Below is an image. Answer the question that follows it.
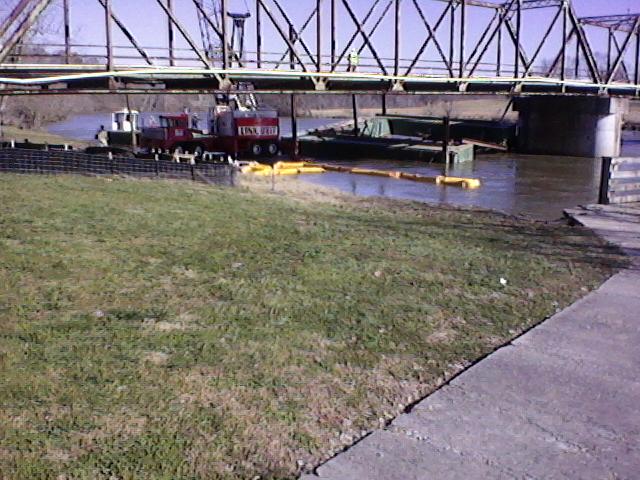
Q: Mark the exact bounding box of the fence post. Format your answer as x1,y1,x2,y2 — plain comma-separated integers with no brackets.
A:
190,164,196,182
109,151,114,174
598,157,612,205
154,154,159,176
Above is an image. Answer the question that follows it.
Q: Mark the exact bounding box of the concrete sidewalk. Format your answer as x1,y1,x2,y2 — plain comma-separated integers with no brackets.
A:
303,204,640,480
565,204,640,263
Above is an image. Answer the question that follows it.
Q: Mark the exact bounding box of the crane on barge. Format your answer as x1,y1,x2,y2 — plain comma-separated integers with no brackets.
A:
138,0,281,159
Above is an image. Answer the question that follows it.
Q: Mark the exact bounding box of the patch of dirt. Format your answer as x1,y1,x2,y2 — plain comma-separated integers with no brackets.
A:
2,238,24,248
0,447,14,460
3,413,28,428
154,321,188,332
100,412,147,437
238,175,351,206
65,411,148,459
44,448,72,463
142,351,169,365
172,265,199,279
426,328,457,344
142,311,197,332
176,352,437,476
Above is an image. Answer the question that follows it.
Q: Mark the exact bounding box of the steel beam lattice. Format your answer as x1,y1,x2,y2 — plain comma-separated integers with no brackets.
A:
0,0,638,96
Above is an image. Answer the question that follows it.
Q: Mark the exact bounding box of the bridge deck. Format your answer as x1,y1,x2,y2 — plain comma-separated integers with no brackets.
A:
1,65,638,96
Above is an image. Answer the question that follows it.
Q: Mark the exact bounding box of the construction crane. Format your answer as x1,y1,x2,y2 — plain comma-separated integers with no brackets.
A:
192,0,276,154
196,0,250,66
195,0,220,61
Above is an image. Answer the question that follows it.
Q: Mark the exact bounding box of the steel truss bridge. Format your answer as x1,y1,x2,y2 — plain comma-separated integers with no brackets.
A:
0,0,639,96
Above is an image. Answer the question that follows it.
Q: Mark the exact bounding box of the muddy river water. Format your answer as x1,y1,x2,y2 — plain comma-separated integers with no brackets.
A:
298,131,640,220
49,115,640,221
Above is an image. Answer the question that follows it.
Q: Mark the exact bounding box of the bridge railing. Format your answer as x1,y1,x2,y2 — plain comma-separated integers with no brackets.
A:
7,44,527,76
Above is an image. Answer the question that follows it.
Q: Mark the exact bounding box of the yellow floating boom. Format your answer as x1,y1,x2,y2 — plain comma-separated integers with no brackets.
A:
239,161,326,176
239,160,481,189
316,163,482,189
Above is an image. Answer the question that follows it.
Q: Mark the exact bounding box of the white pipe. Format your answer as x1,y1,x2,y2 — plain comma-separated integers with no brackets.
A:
0,65,638,91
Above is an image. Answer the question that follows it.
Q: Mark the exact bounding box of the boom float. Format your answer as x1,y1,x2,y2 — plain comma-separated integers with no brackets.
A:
240,162,481,189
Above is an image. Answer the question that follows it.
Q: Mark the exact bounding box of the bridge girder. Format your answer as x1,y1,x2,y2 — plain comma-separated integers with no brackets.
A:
0,0,638,96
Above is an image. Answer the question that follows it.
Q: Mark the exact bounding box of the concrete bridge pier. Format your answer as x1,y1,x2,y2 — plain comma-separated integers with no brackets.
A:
513,96,628,158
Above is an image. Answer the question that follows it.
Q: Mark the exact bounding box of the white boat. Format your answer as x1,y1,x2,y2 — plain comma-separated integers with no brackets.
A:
107,109,141,146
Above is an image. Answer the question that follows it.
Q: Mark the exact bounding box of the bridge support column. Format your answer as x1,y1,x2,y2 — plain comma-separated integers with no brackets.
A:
352,95,359,135
513,96,628,158
290,94,298,160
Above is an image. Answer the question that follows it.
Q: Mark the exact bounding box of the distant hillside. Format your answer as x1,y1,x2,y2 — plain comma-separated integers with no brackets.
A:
1,94,212,129
2,91,637,129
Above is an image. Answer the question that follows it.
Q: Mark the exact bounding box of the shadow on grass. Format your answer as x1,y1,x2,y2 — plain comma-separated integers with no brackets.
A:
308,200,629,272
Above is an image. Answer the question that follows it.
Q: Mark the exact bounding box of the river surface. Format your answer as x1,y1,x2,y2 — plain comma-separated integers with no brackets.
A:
48,114,640,221
302,133,640,220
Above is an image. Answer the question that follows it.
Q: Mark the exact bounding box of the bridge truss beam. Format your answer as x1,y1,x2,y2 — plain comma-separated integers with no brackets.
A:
0,0,638,96
579,13,640,87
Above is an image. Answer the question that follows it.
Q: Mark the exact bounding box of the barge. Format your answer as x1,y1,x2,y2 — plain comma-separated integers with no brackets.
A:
298,115,515,163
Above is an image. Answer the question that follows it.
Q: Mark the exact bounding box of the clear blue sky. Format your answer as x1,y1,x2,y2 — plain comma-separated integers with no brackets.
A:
5,0,640,72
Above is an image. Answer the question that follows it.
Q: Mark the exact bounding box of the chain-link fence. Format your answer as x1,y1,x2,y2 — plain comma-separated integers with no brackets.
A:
0,148,236,186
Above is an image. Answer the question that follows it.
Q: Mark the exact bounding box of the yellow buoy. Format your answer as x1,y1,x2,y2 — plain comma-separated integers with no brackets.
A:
251,168,274,176
462,179,481,189
436,176,481,189
274,161,306,170
297,166,325,174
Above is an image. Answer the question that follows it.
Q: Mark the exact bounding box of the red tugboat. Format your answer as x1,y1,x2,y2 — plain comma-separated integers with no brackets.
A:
140,93,280,158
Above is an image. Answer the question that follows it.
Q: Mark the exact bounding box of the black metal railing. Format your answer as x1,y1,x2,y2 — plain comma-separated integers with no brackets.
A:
0,148,236,186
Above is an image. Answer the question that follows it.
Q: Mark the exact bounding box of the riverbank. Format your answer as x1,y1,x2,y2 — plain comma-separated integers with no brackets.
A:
305,97,516,121
0,125,89,148
0,173,623,479
307,97,640,124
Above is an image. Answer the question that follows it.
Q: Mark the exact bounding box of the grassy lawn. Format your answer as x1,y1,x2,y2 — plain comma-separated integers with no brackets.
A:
0,174,620,479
